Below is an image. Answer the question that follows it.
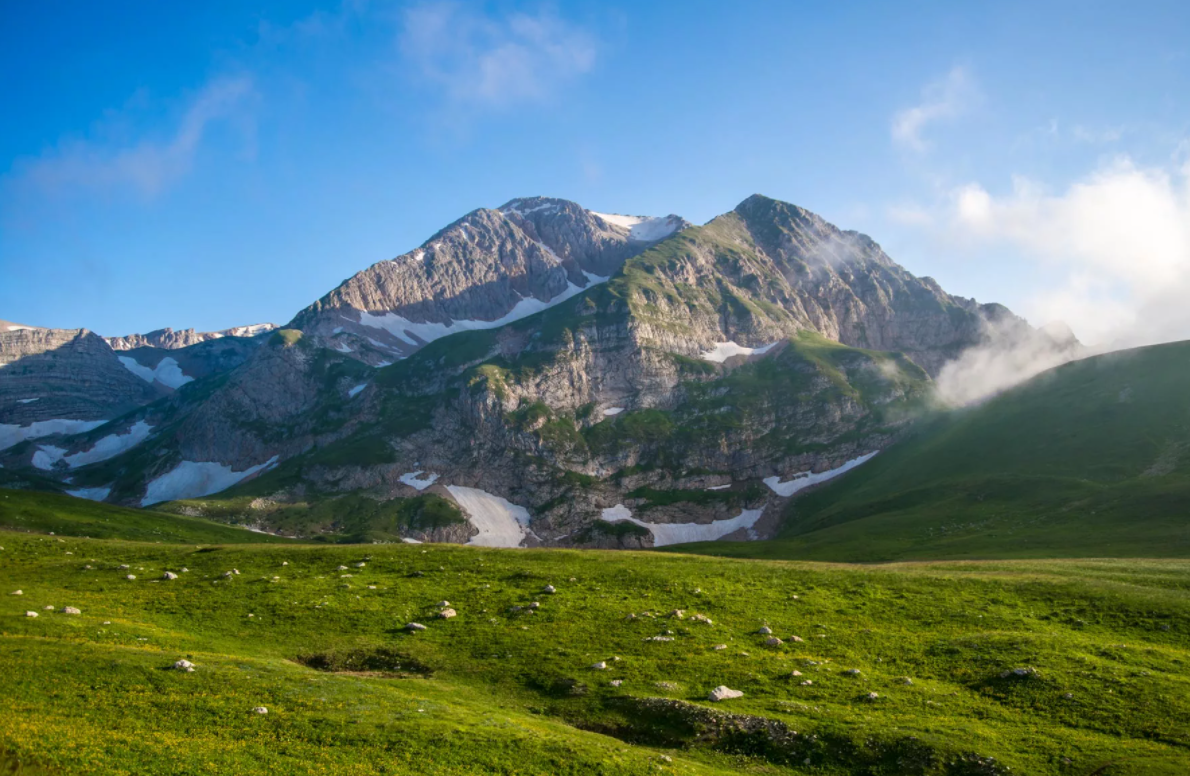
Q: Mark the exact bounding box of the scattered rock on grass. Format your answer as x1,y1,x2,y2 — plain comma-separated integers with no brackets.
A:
788,635,804,642
708,686,743,701
405,622,427,632
252,707,268,715
865,692,880,701
844,668,861,675
61,606,81,615
126,575,136,581
10,590,22,596
758,626,773,635
439,608,457,619
800,680,813,686
25,611,37,618
765,637,783,647
590,661,608,670
163,572,178,581
899,677,914,685
542,585,556,594
1000,667,1040,679
713,644,727,650
174,659,195,672
610,679,623,687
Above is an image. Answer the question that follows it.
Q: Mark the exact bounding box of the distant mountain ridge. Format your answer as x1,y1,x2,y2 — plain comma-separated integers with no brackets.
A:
106,323,277,351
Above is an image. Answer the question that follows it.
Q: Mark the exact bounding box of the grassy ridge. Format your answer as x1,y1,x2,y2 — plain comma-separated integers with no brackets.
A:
684,340,1190,562
1,530,1188,774
0,489,293,544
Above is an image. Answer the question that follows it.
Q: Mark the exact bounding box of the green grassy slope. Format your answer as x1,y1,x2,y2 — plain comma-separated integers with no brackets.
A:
685,340,1190,562
2,530,1189,774
0,489,293,544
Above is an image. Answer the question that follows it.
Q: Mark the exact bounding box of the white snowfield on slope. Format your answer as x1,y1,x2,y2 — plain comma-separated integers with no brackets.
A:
446,485,532,548
762,452,879,497
140,457,279,507
600,504,766,546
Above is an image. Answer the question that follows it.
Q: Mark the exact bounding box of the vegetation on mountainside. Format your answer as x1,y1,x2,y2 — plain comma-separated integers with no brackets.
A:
0,488,291,544
156,493,464,543
682,340,1190,562
1,528,1188,775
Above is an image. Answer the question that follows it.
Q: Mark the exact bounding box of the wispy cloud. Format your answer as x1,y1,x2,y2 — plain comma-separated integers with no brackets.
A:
16,76,255,198
947,156,1190,347
891,67,977,153
398,2,597,110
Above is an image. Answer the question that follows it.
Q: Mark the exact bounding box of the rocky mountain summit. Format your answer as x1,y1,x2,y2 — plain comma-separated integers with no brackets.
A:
290,197,689,364
1,194,1059,549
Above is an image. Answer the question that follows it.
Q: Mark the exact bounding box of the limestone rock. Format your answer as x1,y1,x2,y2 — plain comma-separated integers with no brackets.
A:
708,686,743,701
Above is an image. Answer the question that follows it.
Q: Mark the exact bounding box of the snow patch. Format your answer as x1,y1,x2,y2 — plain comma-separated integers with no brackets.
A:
0,419,107,452
601,504,766,546
446,486,532,548
707,484,731,491
66,486,111,502
602,407,625,416
117,355,194,389
358,272,608,347
141,456,279,507
17,398,38,404
348,383,368,398
399,471,439,490
65,421,154,468
333,341,353,354
698,341,779,363
590,212,680,241
763,452,879,497
401,537,423,544
32,446,66,470
33,421,154,470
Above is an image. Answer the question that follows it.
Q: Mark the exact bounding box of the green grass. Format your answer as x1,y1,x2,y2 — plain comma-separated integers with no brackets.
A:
684,340,1190,562
1,530,1188,774
0,489,292,544
158,493,464,543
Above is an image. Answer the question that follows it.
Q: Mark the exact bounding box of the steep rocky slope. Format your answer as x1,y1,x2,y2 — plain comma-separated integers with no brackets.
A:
5,195,1028,549
290,197,688,363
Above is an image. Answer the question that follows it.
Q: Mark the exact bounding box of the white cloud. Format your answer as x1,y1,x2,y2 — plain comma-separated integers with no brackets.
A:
947,157,1190,348
398,2,596,109
19,76,254,197
891,67,977,152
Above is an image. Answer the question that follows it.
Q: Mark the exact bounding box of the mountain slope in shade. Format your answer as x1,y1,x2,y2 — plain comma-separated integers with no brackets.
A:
105,323,277,351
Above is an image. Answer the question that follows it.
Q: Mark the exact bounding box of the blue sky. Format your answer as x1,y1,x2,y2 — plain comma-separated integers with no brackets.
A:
2,1,1189,345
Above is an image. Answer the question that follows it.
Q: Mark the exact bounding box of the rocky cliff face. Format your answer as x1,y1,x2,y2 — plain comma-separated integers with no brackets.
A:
6,194,1033,550
289,197,688,363
0,327,164,425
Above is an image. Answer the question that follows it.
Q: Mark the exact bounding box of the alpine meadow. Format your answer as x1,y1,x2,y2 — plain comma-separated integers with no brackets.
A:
3,2,1189,774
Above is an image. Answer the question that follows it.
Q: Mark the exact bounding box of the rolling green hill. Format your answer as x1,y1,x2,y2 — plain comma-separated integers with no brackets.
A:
2,529,1188,774
685,340,1190,562
0,488,293,544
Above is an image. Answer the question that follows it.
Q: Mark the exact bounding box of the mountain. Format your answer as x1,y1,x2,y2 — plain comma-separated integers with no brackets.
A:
290,197,689,364
0,322,274,455
685,339,1190,562
105,323,277,351
1,195,1025,548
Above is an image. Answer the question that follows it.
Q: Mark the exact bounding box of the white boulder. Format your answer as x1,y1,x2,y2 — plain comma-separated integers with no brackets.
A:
708,686,743,701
